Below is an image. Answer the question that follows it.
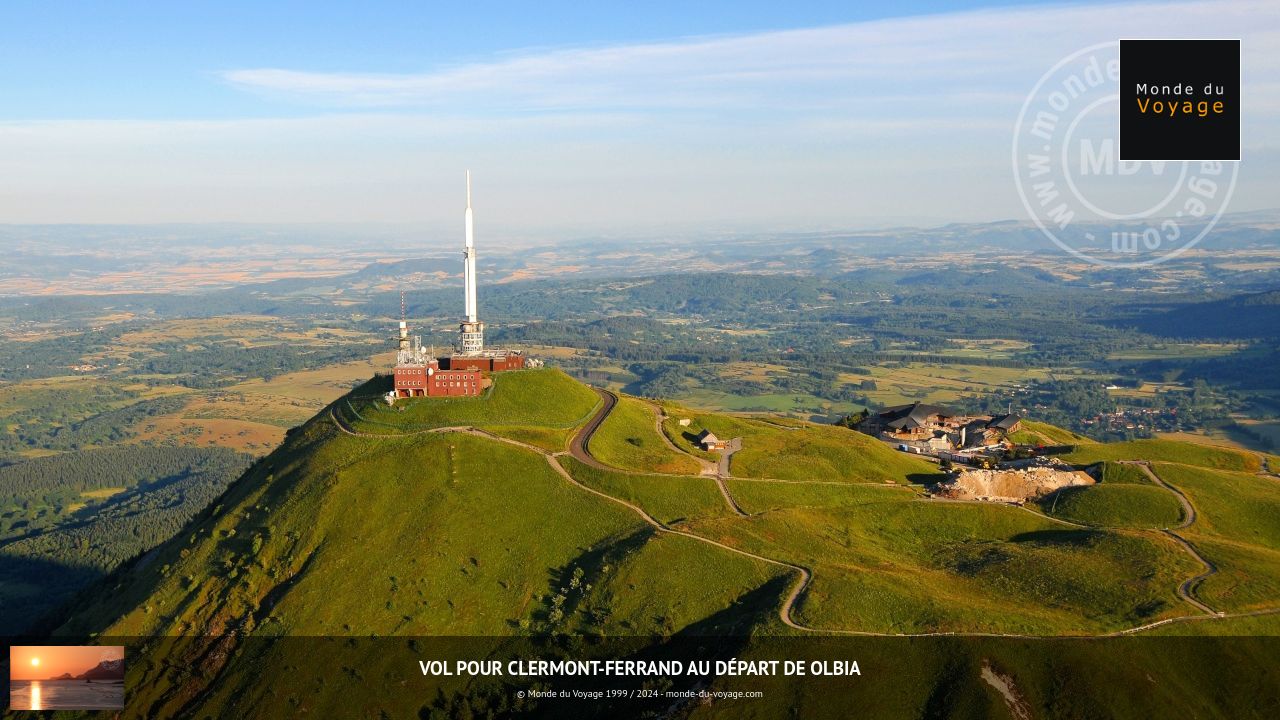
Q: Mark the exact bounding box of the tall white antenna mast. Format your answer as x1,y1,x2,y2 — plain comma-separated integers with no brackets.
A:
463,170,477,323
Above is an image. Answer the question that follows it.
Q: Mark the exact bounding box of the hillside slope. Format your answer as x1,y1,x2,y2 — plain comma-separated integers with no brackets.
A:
42,369,1280,718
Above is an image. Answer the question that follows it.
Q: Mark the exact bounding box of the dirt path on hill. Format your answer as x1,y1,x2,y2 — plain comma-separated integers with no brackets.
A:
1258,453,1280,480
1121,461,1196,528
1118,461,1221,616
648,402,719,476
715,438,749,517
921,495,1095,530
328,399,1278,638
645,401,774,516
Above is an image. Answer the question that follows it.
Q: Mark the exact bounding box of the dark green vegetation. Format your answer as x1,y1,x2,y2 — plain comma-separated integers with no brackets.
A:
699,635,1280,720
0,446,249,634
0,389,188,455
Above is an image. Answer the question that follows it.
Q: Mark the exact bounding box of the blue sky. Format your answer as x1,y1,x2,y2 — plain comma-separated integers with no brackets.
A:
2,0,1071,120
1,0,1276,233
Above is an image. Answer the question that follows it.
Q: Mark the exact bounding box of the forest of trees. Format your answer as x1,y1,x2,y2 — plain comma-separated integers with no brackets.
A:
0,446,250,634
139,340,374,388
0,395,191,455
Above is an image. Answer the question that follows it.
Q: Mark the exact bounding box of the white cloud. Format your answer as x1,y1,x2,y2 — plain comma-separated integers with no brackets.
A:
220,0,1280,117
2,0,1278,228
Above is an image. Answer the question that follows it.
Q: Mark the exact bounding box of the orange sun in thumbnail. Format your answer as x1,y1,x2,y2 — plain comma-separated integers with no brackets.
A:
30,657,41,667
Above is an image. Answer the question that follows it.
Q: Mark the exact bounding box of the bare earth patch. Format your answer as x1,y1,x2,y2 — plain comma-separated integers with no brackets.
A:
935,459,1095,503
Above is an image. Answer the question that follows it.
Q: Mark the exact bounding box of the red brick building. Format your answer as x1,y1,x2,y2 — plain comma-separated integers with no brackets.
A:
393,360,482,398
441,351,525,372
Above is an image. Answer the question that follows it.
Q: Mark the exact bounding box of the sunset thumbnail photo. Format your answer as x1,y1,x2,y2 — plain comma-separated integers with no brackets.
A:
8,645,124,711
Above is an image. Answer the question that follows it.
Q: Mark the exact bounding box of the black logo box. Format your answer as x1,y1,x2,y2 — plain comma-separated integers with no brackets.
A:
1120,39,1240,161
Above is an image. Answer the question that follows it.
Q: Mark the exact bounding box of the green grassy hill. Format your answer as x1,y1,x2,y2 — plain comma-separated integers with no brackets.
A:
1038,484,1186,528
1099,461,1155,484
41,370,1280,718
706,481,1195,634
59,406,775,642
588,395,702,475
1063,438,1261,472
340,368,599,451
1010,419,1094,445
661,404,940,483
1152,463,1280,612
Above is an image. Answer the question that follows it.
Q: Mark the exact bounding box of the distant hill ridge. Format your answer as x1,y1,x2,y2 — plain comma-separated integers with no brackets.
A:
78,658,124,681
46,659,123,681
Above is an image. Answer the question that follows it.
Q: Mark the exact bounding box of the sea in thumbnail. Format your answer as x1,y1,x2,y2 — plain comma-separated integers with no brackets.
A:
8,679,124,711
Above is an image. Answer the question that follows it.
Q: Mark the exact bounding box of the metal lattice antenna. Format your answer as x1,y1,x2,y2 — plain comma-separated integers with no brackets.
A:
400,290,406,325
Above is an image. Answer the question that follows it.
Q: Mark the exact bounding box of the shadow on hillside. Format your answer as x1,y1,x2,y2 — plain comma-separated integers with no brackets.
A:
1038,485,1090,507
674,573,792,637
907,472,948,487
0,553,102,635
534,527,656,631
1008,528,1102,547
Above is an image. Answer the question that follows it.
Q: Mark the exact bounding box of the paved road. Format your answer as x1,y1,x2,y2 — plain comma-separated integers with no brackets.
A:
717,437,742,476
715,438,749,517
567,388,617,471
329,397,1277,637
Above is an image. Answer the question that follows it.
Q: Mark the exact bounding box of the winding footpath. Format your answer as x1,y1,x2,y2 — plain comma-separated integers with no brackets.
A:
329,398,815,631
649,401,719,477
644,398,747,516
329,395,1279,639
1118,460,1222,616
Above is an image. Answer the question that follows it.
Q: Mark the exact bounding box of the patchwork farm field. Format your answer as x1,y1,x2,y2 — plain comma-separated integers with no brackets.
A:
1,316,390,459
133,416,286,454
842,362,1096,407
677,388,860,416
